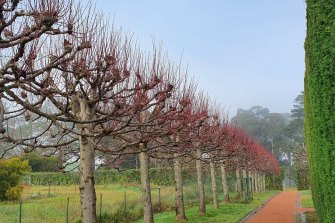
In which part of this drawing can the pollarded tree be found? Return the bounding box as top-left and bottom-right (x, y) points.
(206, 122), (234, 204)
(195, 104), (227, 209)
(0, 0), (82, 154)
(0, 1), (174, 222)
(185, 93), (216, 215)
(105, 66), (183, 223)
(159, 78), (197, 221)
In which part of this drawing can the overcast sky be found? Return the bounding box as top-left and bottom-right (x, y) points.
(89, 0), (306, 116)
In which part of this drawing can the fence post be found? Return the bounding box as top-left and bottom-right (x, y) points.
(100, 193), (102, 221)
(66, 197), (69, 223)
(19, 201), (22, 223)
(158, 187), (161, 208)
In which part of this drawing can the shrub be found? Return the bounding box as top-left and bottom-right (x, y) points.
(0, 157), (31, 201)
(5, 185), (24, 200)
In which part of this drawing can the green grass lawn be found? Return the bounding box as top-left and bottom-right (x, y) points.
(0, 184), (174, 223)
(298, 190), (318, 223)
(299, 190), (314, 208)
(137, 190), (278, 223)
(1, 184), (278, 223)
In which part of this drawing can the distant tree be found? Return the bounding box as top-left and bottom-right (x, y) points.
(285, 91), (308, 190)
(286, 91), (304, 143)
(21, 153), (60, 172)
(231, 106), (288, 159)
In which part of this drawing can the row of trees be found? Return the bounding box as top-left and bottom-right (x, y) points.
(0, 0), (279, 222)
(231, 91), (307, 190)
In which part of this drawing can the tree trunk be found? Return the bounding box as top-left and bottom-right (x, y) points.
(58, 147), (64, 171)
(253, 171), (257, 193)
(73, 95), (97, 223)
(139, 148), (154, 223)
(209, 158), (219, 208)
(236, 169), (242, 198)
(79, 134), (97, 223)
(258, 173), (263, 192)
(174, 154), (187, 221)
(262, 174), (266, 192)
(0, 99), (5, 134)
(248, 171), (252, 193)
(196, 148), (206, 214)
(242, 169), (247, 198)
(220, 163), (230, 203)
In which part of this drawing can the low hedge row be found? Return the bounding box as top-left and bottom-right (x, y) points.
(23, 168), (193, 186)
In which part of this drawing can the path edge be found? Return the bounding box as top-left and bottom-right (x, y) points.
(238, 191), (281, 223)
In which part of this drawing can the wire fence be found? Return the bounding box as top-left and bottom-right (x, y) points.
(2, 177), (254, 223)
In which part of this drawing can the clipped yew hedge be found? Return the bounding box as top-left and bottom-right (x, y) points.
(305, 1), (335, 221)
(25, 168), (193, 186)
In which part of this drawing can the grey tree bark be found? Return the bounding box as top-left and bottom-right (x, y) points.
(174, 154), (187, 221)
(220, 163), (230, 203)
(252, 171), (258, 193)
(139, 145), (154, 223)
(72, 96), (97, 223)
(258, 173), (263, 192)
(79, 134), (96, 223)
(196, 148), (206, 214)
(248, 170), (253, 196)
(242, 169), (247, 198)
(236, 169), (242, 198)
(209, 158), (219, 208)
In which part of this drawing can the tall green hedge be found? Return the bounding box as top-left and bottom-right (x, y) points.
(305, 1), (335, 222)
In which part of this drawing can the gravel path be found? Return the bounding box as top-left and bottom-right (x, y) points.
(246, 191), (298, 223)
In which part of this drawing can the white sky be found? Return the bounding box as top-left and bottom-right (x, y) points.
(87, 0), (306, 116)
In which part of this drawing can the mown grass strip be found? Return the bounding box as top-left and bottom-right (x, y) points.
(137, 190), (278, 223)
